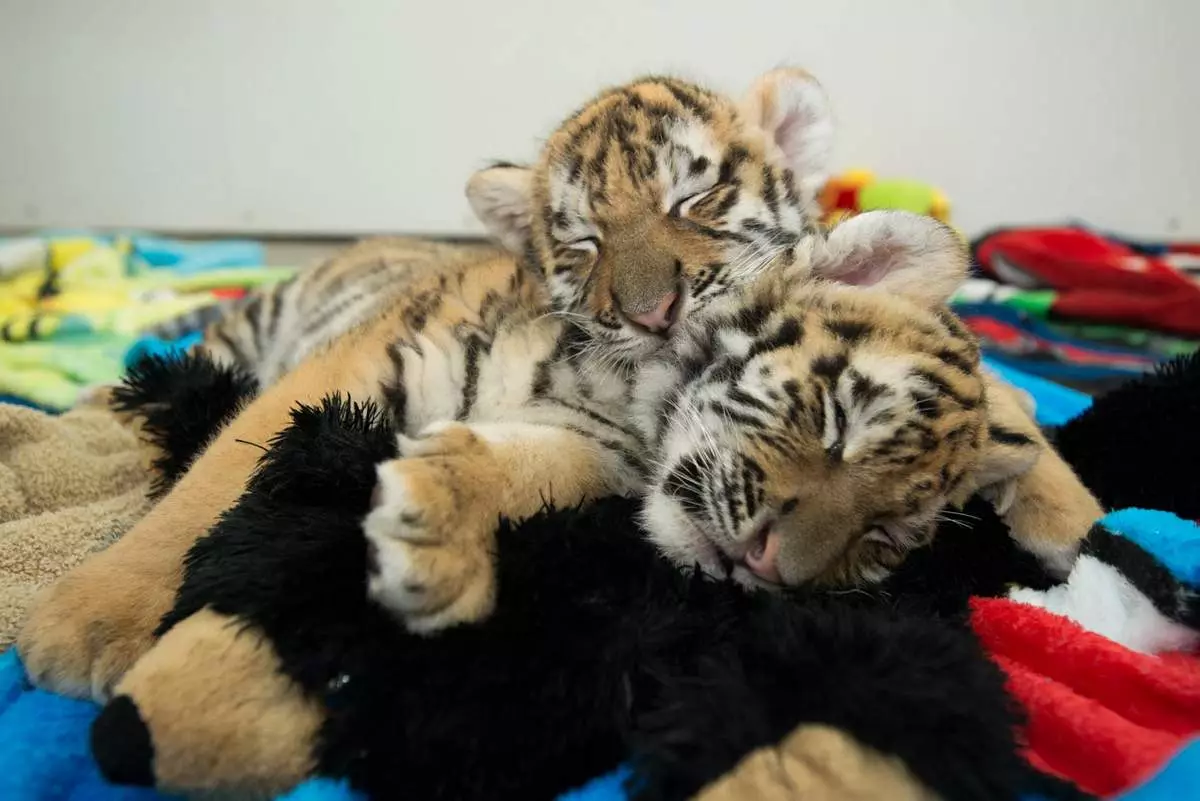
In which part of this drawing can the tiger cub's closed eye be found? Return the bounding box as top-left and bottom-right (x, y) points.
(558, 237), (600, 259)
(670, 187), (717, 218)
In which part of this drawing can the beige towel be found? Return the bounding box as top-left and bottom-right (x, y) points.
(0, 400), (155, 648)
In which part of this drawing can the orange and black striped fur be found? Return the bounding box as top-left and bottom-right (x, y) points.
(19, 68), (841, 699)
(196, 238), (498, 387)
(635, 212), (1101, 589)
(468, 67), (833, 362)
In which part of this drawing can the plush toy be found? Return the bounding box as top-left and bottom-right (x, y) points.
(85, 353), (1200, 800)
(818, 169), (950, 227)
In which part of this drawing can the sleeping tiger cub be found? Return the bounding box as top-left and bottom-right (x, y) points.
(19, 67), (839, 698)
(632, 211), (1101, 589)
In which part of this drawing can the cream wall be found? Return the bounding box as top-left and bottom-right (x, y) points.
(1, 0), (1196, 237)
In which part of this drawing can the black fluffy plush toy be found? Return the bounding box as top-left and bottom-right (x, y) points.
(89, 352), (1197, 801)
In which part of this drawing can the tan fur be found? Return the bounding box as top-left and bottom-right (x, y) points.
(198, 236), (501, 386)
(693, 724), (939, 801)
(19, 253), (537, 697)
(972, 375), (1103, 574)
(367, 419), (640, 631)
(111, 608), (321, 796)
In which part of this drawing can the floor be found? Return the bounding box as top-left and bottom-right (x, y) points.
(261, 239), (351, 269)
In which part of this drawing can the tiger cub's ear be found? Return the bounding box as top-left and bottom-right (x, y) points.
(466, 162), (534, 254)
(808, 210), (968, 308)
(740, 68), (834, 201)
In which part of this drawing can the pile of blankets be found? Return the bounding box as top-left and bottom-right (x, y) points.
(952, 227), (1200, 394)
(0, 233), (292, 410)
(0, 352), (1198, 800)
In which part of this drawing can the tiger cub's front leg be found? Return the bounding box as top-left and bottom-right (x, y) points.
(972, 375), (1103, 575)
(364, 421), (640, 632)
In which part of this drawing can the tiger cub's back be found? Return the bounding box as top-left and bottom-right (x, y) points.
(199, 237), (502, 387)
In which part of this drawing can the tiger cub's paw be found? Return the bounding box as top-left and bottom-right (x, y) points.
(362, 423), (502, 633)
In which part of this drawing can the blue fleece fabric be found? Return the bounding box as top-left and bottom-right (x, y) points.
(1102, 509), (1200, 585)
(981, 356), (1094, 426)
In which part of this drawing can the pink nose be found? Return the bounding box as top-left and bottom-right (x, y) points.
(745, 526), (782, 584)
(628, 290), (680, 333)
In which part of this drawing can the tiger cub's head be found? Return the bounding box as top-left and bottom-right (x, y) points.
(467, 69), (833, 362)
(636, 211), (1036, 588)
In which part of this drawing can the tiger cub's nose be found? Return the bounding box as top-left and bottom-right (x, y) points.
(627, 290), (681, 334)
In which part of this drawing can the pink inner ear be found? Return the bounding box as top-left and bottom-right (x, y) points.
(828, 241), (906, 287)
(774, 108), (806, 154)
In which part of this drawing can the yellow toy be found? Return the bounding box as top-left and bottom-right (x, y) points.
(818, 169), (950, 227)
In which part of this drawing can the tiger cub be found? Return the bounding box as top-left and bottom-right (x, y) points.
(20, 68), (840, 699)
(634, 211), (1101, 589)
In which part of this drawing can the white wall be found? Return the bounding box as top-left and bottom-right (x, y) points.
(1, 0), (1197, 238)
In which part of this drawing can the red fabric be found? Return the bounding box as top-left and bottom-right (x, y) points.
(974, 228), (1200, 336)
(969, 598), (1200, 797)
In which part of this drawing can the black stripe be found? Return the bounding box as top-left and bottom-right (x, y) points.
(211, 327), (248, 367)
(825, 319), (872, 343)
(562, 424), (647, 480)
(708, 400), (764, 428)
(781, 168), (802, 206)
(265, 282), (287, 344)
(910, 388), (941, 419)
(241, 295), (264, 357)
(727, 387), (772, 414)
(732, 302), (773, 338)
(661, 80), (713, 122)
(717, 145), (749, 184)
(721, 461), (741, 536)
(912, 368), (980, 409)
(934, 346), (977, 374)
(663, 455), (708, 515)
(712, 185), (740, 219)
(848, 369), (890, 406)
(987, 424), (1035, 447)
(299, 293), (367, 340)
(381, 343), (408, 430)
(566, 153), (584, 183)
(690, 265), (722, 297)
(1082, 525), (1199, 626)
(455, 335), (485, 421)
(741, 462), (760, 519)
(761, 164), (779, 218)
(812, 353), (849, 382)
(542, 398), (642, 443)
(678, 219), (754, 244)
(782, 379), (805, 426)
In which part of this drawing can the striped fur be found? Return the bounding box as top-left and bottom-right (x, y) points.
(193, 238), (499, 387)
(469, 68), (833, 363)
(636, 213), (1103, 589)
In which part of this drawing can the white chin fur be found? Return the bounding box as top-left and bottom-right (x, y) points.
(640, 489), (726, 579)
